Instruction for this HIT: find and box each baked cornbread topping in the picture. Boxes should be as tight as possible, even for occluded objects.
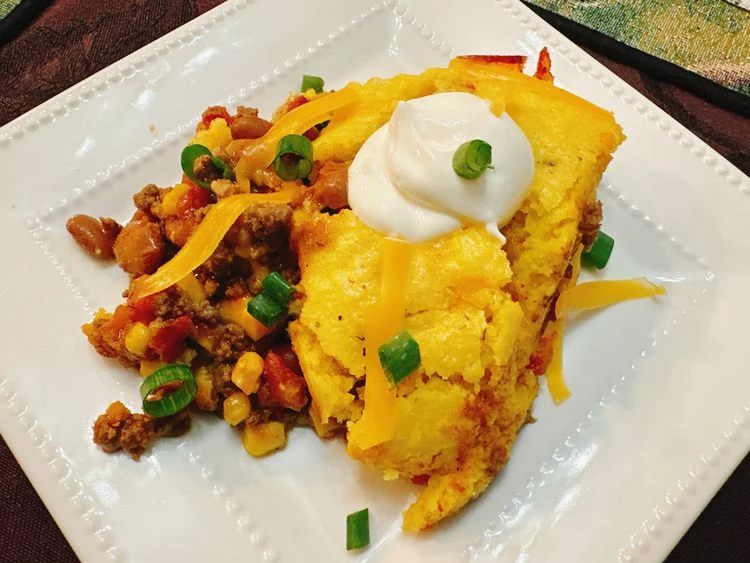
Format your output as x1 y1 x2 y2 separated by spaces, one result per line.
66 50 665 546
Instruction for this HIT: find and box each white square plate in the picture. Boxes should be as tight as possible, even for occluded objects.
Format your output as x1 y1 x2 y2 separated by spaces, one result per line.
1 1 748 561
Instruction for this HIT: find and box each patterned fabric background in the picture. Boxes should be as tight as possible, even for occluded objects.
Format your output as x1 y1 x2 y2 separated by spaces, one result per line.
524 0 749 97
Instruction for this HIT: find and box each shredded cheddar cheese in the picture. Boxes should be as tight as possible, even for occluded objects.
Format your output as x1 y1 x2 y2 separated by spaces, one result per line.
555 278 666 318
547 273 666 404
348 238 414 450
546 320 570 405
131 191 293 300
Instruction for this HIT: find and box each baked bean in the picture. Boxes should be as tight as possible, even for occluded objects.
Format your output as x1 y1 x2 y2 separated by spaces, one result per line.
113 220 165 275
230 114 273 139
66 214 121 259
311 160 348 210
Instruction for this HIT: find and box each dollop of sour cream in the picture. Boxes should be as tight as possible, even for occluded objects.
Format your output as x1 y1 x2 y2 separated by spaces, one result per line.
347 92 535 243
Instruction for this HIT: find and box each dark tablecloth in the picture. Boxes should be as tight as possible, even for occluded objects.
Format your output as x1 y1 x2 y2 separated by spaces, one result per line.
0 1 748 561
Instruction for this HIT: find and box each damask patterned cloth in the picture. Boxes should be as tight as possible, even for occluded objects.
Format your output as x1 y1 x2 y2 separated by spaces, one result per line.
0 0 49 42
524 0 749 99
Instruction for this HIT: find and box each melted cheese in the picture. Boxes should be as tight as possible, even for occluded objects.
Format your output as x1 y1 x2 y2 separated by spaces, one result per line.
347 238 414 449
555 278 666 318
547 274 666 404
546 320 570 405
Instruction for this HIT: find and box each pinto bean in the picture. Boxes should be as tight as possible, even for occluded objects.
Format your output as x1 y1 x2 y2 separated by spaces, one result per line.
230 114 273 139
113 220 165 275
66 214 121 259
311 160 349 210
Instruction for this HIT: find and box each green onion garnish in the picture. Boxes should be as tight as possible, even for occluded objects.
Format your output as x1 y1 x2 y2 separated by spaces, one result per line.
452 139 493 180
301 74 325 93
581 230 614 270
346 508 370 551
140 364 197 417
247 292 287 327
180 143 233 189
273 134 313 181
261 272 294 305
247 272 295 327
378 330 421 386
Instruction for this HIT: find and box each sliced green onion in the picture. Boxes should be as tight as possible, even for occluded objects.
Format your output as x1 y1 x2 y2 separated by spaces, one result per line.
581 230 615 270
346 508 370 551
378 330 421 386
452 139 493 180
261 272 294 305
180 143 233 189
140 364 196 417
247 293 287 327
273 134 313 181
301 74 325 93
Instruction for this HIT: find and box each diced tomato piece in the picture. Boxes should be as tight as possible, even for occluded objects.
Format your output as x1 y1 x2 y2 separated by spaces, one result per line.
270 344 303 376
527 329 556 376
411 474 430 486
181 174 199 189
534 47 554 82
150 316 194 363
257 350 308 411
177 185 213 217
303 127 319 141
527 353 547 376
129 294 158 324
201 106 233 128
286 95 309 112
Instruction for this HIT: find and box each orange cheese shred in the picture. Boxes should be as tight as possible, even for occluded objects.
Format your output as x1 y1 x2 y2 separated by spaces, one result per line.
547 274 666 404
232 88 358 183
131 191 293 300
348 238 414 450
555 277 666 318
545 247 581 404
546 320 570 405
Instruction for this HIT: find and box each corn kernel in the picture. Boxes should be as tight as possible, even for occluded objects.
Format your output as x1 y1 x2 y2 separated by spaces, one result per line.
194 334 214 352
223 392 251 426
125 322 152 355
139 359 165 377
177 346 197 365
231 352 265 394
219 297 274 341
162 183 190 216
242 421 286 457
194 366 217 411
176 273 206 304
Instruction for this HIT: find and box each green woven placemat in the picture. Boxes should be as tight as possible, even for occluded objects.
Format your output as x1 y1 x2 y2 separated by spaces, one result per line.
524 0 749 99
0 0 23 19
0 0 49 44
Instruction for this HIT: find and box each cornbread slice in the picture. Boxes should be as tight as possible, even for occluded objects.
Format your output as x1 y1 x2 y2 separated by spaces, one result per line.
290 57 625 531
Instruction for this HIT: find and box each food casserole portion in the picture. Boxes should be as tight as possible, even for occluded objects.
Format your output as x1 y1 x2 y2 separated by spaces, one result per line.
69 53 625 534
290 57 624 531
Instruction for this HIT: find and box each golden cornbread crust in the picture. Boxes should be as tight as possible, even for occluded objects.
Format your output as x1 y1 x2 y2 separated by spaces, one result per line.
290 57 625 531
